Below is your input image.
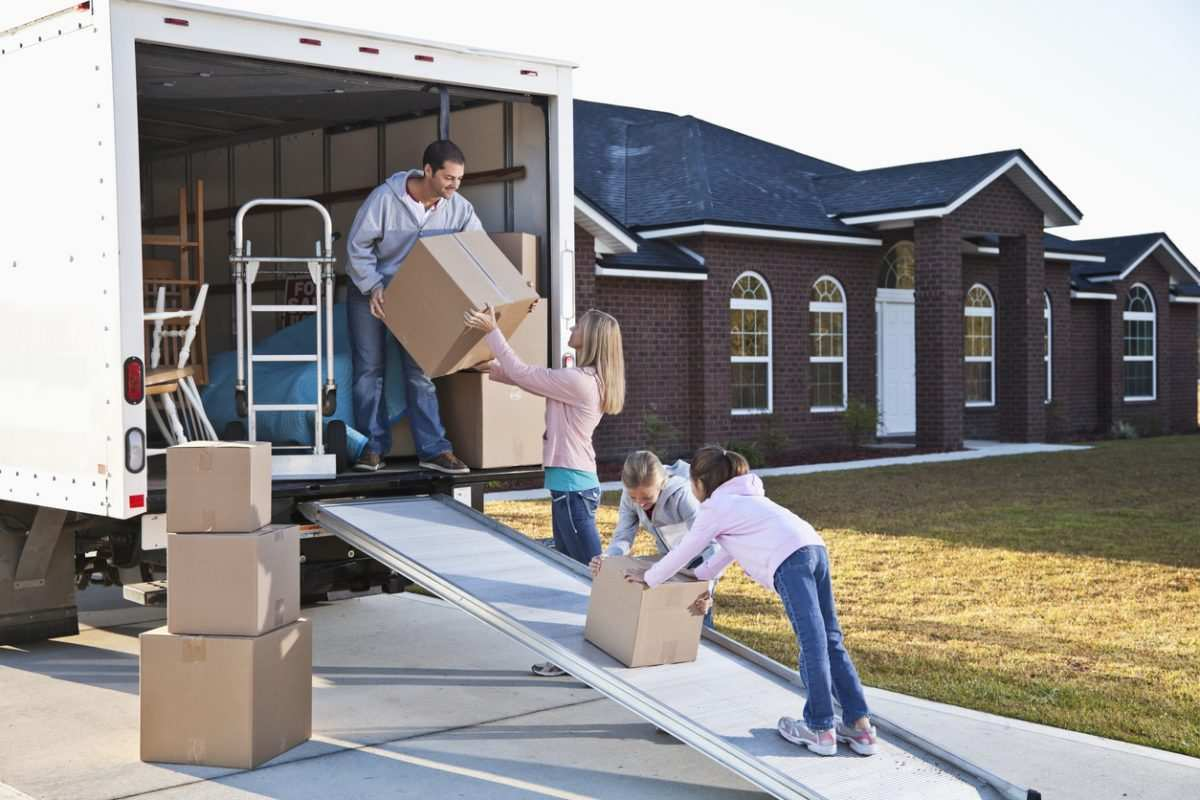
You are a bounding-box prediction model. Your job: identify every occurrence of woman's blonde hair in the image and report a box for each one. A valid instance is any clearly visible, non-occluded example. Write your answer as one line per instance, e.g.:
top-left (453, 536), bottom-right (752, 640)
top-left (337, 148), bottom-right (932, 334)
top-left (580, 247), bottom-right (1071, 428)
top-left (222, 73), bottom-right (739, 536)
top-left (622, 450), bottom-right (666, 489)
top-left (575, 309), bottom-right (625, 415)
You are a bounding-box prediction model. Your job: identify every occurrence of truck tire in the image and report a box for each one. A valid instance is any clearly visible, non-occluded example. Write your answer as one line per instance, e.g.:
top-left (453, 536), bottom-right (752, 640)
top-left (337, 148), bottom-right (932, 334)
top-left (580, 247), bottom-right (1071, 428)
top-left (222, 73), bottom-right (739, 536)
top-left (326, 420), bottom-right (349, 473)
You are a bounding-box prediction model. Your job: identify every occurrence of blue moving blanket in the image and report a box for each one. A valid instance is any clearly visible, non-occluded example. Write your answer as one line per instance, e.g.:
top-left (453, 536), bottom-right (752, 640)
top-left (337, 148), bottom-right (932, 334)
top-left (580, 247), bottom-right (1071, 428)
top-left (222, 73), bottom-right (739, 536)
top-left (200, 304), bottom-right (408, 461)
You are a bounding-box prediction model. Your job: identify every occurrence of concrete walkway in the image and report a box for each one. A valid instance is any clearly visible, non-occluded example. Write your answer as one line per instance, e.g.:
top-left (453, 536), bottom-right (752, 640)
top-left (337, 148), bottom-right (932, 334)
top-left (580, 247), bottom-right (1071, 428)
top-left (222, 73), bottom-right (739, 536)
top-left (488, 440), bottom-right (1091, 501)
top-left (2, 587), bottom-right (1196, 800)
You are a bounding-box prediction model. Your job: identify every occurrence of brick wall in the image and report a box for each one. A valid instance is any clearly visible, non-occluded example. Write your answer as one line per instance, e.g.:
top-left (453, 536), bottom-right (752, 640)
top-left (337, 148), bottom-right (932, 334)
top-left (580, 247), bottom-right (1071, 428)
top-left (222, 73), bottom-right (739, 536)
top-left (1170, 302), bottom-right (1199, 432)
top-left (1066, 298), bottom-right (1103, 435)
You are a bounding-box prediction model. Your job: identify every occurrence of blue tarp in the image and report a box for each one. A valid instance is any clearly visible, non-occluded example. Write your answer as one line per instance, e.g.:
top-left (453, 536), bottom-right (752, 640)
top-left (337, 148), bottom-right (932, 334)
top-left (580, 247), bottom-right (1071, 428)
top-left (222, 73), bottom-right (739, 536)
top-left (200, 304), bottom-right (408, 461)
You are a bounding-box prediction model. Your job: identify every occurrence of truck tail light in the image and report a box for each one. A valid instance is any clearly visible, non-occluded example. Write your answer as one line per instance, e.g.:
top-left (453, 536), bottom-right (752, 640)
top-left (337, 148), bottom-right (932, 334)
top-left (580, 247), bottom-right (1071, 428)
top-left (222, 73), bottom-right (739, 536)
top-left (124, 357), bottom-right (144, 404)
top-left (414, 54), bottom-right (434, 63)
top-left (163, 17), bottom-right (189, 27)
top-left (562, 353), bottom-right (575, 368)
top-left (299, 38), bottom-right (321, 46)
top-left (125, 428), bottom-right (146, 474)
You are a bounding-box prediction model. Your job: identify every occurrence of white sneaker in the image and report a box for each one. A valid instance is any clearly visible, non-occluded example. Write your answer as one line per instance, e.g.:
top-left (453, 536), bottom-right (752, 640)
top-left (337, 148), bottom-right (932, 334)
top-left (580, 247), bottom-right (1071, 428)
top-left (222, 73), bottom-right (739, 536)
top-left (777, 716), bottom-right (836, 756)
top-left (836, 718), bottom-right (879, 756)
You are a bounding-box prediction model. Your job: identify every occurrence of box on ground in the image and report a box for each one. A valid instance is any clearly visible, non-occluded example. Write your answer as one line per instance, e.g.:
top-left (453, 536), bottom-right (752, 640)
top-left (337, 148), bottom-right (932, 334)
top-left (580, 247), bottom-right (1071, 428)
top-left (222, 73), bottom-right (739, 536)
top-left (140, 619), bottom-right (312, 769)
top-left (584, 556), bottom-right (706, 668)
top-left (489, 232), bottom-right (539, 292)
top-left (166, 442), bottom-right (271, 533)
top-left (382, 232), bottom-right (538, 378)
top-left (166, 524), bottom-right (300, 636)
top-left (387, 417), bottom-right (417, 458)
top-left (434, 372), bottom-right (544, 469)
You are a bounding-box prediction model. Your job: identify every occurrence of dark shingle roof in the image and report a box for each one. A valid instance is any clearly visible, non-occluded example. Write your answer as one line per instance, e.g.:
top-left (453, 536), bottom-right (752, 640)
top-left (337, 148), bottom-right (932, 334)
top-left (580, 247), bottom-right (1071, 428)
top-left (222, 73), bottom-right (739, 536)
top-left (1043, 232), bottom-right (1105, 258)
top-left (1069, 234), bottom-right (1167, 278)
top-left (597, 238), bottom-right (704, 274)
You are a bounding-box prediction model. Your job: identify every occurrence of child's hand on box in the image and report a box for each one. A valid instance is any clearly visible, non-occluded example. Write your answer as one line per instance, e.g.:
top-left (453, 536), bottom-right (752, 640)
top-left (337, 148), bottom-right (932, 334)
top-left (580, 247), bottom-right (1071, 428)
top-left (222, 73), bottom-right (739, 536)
top-left (623, 567), bottom-right (648, 587)
top-left (688, 591), bottom-right (713, 618)
top-left (589, 555), bottom-right (604, 577)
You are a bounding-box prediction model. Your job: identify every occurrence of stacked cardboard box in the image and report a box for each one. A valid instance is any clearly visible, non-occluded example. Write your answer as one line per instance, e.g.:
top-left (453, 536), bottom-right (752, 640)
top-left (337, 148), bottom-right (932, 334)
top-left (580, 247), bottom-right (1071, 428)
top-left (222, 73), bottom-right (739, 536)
top-left (141, 442), bottom-right (312, 769)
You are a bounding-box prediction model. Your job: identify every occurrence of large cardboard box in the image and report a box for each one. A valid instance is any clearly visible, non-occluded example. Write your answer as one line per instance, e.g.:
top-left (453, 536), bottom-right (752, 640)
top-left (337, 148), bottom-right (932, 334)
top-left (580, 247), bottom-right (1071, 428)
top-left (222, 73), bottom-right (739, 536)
top-left (434, 372), bottom-right (544, 469)
top-left (382, 232), bottom-right (538, 378)
top-left (139, 619), bottom-right (312, 769)
top-left (166, 442), bottom-right (271, 533)
top-left (584, 556), bottom-right (706, 668)
top-left (508, 300), bottom-right (549, 366)
top-left (166, 525), bottom-right (300, 636)
top-left (489, 232), bottom-right (539, 292)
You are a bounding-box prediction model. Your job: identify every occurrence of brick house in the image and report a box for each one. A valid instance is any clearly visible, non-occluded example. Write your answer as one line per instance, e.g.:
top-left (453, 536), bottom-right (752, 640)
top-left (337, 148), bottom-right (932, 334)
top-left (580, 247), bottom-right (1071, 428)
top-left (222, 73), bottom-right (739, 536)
top-left (570, 101), bottom-right (1200, 460)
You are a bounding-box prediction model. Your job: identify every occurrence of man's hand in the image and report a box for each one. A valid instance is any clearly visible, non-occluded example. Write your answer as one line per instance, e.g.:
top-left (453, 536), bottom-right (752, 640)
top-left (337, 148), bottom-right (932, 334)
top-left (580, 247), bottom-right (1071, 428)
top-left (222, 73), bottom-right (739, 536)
top-left (623, 567), bottom-right (648, 587)
top-left (369, 287), bottom-right (386, 320)
top-left (463, 304), bottom-right (498, 333)
top-left (589, 555), bottom-right (604, 577)
top-left (688, 591), bottom-right (713, 618)
top-left (528, 294), bottom-right (540, 314)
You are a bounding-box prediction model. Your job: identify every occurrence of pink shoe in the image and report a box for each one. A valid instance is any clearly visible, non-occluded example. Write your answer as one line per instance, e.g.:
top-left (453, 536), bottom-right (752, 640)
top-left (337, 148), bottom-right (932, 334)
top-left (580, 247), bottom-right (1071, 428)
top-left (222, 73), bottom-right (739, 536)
top-left (836, 718), bottom-right (879, 756)
top-left (777, 716), bottom-right (837, 756)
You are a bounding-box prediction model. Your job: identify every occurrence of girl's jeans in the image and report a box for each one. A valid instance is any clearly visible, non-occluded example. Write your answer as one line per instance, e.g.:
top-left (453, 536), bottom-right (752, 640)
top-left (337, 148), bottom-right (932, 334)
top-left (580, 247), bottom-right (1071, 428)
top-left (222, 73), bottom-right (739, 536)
top-left (549, 487), bottom-right (602, 565)
top-left (773, 545), bottom-right (870, 731)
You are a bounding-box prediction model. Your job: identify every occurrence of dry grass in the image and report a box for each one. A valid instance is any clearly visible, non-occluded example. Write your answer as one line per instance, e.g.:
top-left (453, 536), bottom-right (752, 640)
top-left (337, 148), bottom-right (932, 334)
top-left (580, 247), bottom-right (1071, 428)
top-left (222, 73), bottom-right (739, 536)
top-left (486, 435), bottom-right (1200, 757)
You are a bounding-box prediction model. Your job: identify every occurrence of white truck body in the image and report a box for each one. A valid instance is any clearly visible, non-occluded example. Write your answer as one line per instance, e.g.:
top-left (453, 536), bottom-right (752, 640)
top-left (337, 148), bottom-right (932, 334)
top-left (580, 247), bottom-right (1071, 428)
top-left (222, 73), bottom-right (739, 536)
top-left (0, 0), bottom-right (577, 521)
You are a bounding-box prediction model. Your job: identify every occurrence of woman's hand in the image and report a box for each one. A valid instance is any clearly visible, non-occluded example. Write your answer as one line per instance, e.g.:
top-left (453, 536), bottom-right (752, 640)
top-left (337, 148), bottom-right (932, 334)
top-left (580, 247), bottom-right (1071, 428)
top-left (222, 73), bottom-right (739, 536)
top-left (470, 360), bottom-right (496, 374)
top-left (589, 555), bottom-right (604, 577)
top-left (463, 304), bottom-right (498, 333)
top-left (688, 590), bottom-right (713, 618)
top-left (623, 567), bottom-right (648, 586)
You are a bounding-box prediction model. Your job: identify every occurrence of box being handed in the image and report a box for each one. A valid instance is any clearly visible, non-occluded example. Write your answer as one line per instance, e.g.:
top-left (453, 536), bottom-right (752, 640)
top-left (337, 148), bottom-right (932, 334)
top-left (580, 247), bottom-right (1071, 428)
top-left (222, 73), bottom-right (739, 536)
top-left (584, 555), bottom-right (706, 668)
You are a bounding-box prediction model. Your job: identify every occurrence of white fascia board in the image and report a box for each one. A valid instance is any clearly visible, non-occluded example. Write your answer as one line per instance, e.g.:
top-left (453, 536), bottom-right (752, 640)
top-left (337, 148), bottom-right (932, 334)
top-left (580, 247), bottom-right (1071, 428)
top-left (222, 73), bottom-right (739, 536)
top-left (638, 224), bottom-right (881, 247)
top-left (1070, 290), bottom-right (1117, 301)
top-left (1100, 237), bottom-right (1200, 284)
top-left (1169, 295), bottom-right (1200, 304)
top-left (839, 154), bottom-right (1082, 228)
top-left (1045, 250), bottom-right (1106, 264)
top-left (594, 265), bottom-right (707, 281)
top-left (574, 196), bottom-right (638, 255)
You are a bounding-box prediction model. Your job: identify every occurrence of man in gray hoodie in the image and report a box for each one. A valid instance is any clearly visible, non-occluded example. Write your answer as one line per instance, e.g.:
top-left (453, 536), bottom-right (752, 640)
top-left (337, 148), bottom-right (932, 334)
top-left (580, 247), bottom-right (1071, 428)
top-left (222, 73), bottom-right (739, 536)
top-left (345, 140), bottom-right (483, 473)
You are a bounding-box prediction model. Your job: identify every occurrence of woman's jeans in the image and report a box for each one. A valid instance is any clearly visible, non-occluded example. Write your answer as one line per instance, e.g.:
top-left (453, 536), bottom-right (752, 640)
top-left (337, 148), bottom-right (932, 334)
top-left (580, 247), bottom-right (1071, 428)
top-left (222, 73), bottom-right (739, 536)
top-left (773, 545), bottom-right (870, 731)
top-left (549, 487), bottom-right (602, 565)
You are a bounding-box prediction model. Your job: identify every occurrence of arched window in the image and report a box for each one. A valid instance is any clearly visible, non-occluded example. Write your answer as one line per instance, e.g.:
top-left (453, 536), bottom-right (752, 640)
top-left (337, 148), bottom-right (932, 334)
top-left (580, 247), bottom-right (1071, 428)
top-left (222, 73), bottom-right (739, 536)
top-left (964, 284), bottom-right (995, 406)
top-left (809, 276), bottom-right (847, 410)
top-left (1044, 292), bottom-right (1053, 404)
top-left (879, 241), bottom-right (915, 290)
top-left (731, 272), bottom-right (772, 413)
top-left (1123, 284), bottom-right (1156, 401)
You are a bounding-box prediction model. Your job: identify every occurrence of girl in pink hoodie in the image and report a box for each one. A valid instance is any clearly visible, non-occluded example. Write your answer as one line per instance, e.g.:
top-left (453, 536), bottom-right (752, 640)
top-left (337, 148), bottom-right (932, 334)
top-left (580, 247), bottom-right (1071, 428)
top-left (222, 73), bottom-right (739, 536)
top-left (465, 305), bottom-right (626, 677)
top-left (626, 445), bottom-right (878, 758)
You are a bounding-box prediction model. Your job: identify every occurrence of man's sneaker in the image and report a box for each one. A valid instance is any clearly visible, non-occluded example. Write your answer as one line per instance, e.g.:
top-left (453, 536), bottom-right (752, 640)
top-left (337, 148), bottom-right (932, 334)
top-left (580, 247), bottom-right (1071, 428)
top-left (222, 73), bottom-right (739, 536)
top-left (531, 662), bottom-right (567, 677)
top-left (419, 451), bottom-right (470, 475)
top-left (836, 719), bottom-right (879, 756)
top-left (354, 449), bottom-right (383, 472)
top-left (777, 717), bottom-right (836, 756)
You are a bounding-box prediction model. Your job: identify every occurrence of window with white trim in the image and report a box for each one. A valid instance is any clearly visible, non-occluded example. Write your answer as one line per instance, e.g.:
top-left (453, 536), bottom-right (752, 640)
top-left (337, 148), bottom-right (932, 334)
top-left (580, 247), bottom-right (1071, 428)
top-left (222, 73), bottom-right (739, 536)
top-left (880, 241), bottom-right (916, 289)
top-left (809, 276), bottom-right (847, 410)
top-left (1044, 291), bottom-right (1053, 404)
top-left (731, 272), bottom-right (772, 413)
top-left (1123, 284), bottom-right (1156, 401)
top-left (964, 284), bottom-right (995, 406)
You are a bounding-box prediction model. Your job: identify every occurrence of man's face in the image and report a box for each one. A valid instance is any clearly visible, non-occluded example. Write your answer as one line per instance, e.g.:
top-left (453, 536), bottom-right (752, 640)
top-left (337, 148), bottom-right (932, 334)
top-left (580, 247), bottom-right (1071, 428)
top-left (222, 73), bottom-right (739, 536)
top-left (426, 161), bottom-right (465, 199)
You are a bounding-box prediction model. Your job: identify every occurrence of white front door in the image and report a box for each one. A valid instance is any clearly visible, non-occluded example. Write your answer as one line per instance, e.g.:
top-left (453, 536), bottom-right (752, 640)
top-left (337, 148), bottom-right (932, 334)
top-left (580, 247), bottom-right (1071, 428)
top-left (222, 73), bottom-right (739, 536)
top-left (876, 290), bottom-right (916, 436)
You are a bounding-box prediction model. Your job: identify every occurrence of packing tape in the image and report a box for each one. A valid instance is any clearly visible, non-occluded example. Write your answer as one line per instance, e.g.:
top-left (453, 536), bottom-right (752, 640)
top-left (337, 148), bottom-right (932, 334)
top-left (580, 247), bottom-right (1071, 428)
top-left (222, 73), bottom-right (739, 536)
top-left (197, 449), bottom-right (213, 472)
top-left (186, 738), bottom-right (206, 763)
top-left (201, 509), bottom-right (215, 531)
top-left (274, 597), bottom-right (286, 628)
top-left (182, 638), bottom-right (207, 663)
top-left (452, 234), bottom-right (512, 304)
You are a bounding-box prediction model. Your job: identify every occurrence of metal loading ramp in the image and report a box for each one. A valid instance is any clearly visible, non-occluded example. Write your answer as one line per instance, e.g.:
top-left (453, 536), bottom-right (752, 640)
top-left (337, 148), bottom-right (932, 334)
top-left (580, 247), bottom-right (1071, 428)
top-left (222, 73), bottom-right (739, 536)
top-left (304, 496), bottom-right (1040, 800)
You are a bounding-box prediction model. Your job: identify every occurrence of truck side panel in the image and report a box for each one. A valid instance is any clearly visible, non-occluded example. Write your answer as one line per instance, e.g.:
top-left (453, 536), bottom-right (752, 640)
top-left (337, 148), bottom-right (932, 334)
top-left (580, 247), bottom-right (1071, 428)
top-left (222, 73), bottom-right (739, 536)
top-left (0, 1), bottom-right (141, 518)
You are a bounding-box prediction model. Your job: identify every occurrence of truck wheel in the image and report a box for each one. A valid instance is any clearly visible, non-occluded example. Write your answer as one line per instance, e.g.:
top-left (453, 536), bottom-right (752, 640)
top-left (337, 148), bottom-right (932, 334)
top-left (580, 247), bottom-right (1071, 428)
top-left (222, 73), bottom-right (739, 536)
top-left (326, 420), bottom-right (349, 473)
top-left (222, 421), bottom-right (247, 442)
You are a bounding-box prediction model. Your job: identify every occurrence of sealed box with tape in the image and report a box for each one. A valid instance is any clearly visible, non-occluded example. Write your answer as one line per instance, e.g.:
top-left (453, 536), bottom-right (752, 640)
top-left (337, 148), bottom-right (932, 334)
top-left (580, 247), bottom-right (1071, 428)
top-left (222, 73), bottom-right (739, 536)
top-left (584, 555), bottom-right (707, 668)
top-left (166, 441), bottom-right (271, 533)
top-left (166, 524), bottom-right (300, 636)
top-left (139, 619), bottom-right (312, 769)
top-left (381, 231), bottom-right (538, 378)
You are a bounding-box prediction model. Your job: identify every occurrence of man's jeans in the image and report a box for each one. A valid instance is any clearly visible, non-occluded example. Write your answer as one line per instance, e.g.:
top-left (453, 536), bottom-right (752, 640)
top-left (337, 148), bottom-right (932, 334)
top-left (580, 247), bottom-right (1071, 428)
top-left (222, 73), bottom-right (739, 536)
top-left (549, 487), bottom-right (602, 566)
top-left (773, 545), bottom-right (870, 731)
top-left (346, 291), bottom-right (451, 460)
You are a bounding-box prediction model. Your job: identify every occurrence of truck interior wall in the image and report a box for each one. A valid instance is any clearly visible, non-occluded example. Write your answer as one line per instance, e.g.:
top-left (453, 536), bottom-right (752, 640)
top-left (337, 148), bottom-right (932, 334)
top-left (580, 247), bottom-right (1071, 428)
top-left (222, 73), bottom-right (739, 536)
top-left (139, 101), bottom-right (548, 357)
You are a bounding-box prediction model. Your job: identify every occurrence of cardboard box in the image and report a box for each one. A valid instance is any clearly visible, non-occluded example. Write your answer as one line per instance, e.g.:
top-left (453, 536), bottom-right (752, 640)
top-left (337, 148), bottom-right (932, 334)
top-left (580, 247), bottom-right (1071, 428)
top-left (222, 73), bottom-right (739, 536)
top-left (166, 442), bottom-right (271, 533)
top-left (584, 556), bottom-right (706, 668)
top-left (166, 525), bottom-right (300, 636)
top-left (387, 417), bottom-right (417, 458)
top-left (434, 372), bottom-right (544, 469)
top-left (489, 232), bottom-right (539, 292)
top-left (140, 619), bottom-right (312, 769)
top-left (508, 300), bottom-right (549, 367)
top-left (382, 232), bottom-right (538, 378)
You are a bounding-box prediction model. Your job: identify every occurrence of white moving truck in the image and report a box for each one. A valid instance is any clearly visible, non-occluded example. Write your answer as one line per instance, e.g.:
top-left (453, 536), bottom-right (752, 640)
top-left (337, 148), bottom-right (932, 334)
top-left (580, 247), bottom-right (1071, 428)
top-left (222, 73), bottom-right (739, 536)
top-left (0, 0), bottom-right (578, 642)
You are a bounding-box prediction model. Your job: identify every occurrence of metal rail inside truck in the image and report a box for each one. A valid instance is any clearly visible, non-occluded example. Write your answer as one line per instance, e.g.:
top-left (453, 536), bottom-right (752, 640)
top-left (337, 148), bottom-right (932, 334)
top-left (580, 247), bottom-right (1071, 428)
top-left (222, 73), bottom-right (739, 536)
top-left (0, 0), bottom-right (577, 642)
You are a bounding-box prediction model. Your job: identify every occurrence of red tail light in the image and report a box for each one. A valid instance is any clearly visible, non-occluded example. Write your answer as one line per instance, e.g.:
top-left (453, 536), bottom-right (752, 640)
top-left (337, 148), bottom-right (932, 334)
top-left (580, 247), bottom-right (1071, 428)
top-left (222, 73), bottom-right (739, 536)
top-left (521, 69), bottom-right (538, 77)
top-left (359, 46), bottom-right (379, 54)
top-left (299, 37), bottom-right (321, 46)
top-left (163, 17), bottom-right (189, 26)
top-left (124, 357), bottom-right (144, 404)
top-left (414, 54), bottom-right (434, 63)
top-left (562, 353), bottom-right (575, 368)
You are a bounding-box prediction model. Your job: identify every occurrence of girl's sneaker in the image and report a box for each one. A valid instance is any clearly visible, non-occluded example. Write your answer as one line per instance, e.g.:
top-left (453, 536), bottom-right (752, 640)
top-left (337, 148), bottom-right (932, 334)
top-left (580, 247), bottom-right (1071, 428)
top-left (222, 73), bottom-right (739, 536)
top-left (835, 719), bottom-right (879, 756)
top-left (777, 717), bottom-right (837, 756)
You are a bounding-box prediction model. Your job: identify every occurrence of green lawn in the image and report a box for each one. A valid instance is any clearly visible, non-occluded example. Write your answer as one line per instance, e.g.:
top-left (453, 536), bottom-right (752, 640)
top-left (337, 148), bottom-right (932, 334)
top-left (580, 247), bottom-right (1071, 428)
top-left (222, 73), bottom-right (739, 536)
top-left (486, 435), bottom-right (1200, 757)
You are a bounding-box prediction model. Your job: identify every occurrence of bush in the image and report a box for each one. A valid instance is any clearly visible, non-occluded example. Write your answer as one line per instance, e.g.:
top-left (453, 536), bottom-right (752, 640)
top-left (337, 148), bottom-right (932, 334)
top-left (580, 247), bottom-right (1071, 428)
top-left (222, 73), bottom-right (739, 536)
top-left (841, 397), bottom-right (880, 448)
top-left (1111, 420), bottom-right (1138, 440)
top-left (758, 417), bottom-right (790, 463)
top-left (723, 438), bottom-right (765, 468)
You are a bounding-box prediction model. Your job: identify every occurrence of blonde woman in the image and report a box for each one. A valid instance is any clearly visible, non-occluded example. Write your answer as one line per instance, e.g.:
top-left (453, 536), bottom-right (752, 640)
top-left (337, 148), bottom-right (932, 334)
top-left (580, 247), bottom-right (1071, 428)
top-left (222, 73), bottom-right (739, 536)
top-left (464, 305), bottom-right (625, 677)
top-left (591, 451), bottom-right (717, 627)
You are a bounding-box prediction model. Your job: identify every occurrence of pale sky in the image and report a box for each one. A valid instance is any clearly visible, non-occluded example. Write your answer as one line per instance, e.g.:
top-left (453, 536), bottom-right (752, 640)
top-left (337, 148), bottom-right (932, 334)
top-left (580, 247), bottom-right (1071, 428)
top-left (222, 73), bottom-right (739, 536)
top-left (7, 0), bottom-right (1198, 259)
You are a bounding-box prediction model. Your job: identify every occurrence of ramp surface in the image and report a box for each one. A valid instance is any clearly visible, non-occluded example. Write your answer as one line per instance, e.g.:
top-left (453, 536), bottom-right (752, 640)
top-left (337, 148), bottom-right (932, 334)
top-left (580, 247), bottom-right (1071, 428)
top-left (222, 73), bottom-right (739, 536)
top-left (308, 496), bottom-right (1034, 800)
